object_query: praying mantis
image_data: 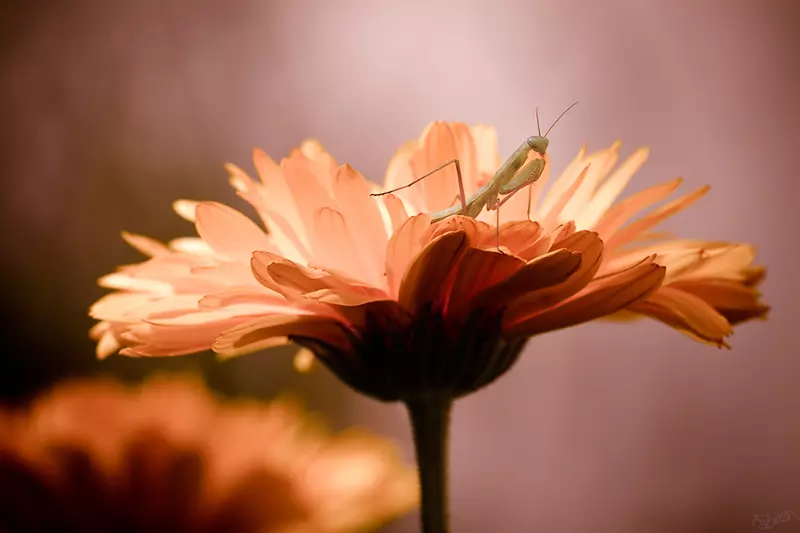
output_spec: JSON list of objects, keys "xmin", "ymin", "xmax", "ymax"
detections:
[{"xmin": 371, "ymin": 102, "xmax": 579, "ymax": 247}]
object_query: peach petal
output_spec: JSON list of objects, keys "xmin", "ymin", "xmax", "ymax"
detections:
[
  {"xmin": 168, "ymin": 237, "xmax": 216, "ymax": 256},
  {"xmin": 469, "ymin": 125, "xmax": 502, "ymax": 175},
  {"xmin": 385, "ymin": 214, "xmax": 433, "ymax": 298},
  {"xmin": 122, "ymin": 311, "xmax": 264, "ymax": 356},
  {"xmin": 303, "ymin": 287, "xmax": 391, "ymax": 306},
  {"xmin": 604, "ymin": 185, "xmax": 711, "ymax": 250},
  {"xmin": 668, "ymin": 280, "xmax": 770, "ymax": 324},
  {"xmin": 578, "ymin": 147, "xmax": 649, "ymax": 229},
  {"xmin": 505, "ymin": 256, "xmax": 665, "ymax": 337},
  {"xmin": 627, "ymin": 286, "xmax": 733, "ymax": 346},
  {"xmin": 539, "ymin": 164, "xmax": 591, "ymax": 232},
  {"xmin": 427, "ymin": 215, "xmax": 490, "ymax": 244},
  {"xmin": 397, "ymin": 231, "xmax": 469, "ymax": 313},
  {"xmin": 409, "ymin": 122, "xmax": 466, "ymax": 212},
  {"xmin": 256, "ymin": 257, "xmax": 351, "ymax": 298},
  {"xmin": 97, "ymin": 273, "xmax": 174, "ymax": 294},
  {"xmin": 213, "ymin": 314, "xmax": 349, "ymax": 358},
  {"xmin": 380, "ymin": 194, "xmax": 410, "ymax": 235},
  {"xmin": 332, "ymin": 165, "xmax": 389, "ymax": 282},
  {"xmin": 678, "ymin": 244, "xmax": 756, "ymax": 281},
  {"xmin": 281, "ymin": 157, "xmax": 337, "ymax": 236},
  {"xmin": 469, "ymin": 249, "xmax": 583, "ymax": 312},
  {"xmin": 121, "ymin": 232, "xmax": 169, "ymax": 258},
  {"xmin": 199, "ymin": 289, "xmax": 295, "ymax": 310},
  {"xmin": 473, "ymin": 220, "xmax": 543, "ymax": 254},
  {"xmin": 172, "ymin": 199, "xmax": 200, "ymax": 222},
  {"xmin": 96, "ymin": 330, "xmax": 122, "ymax": 360},
  {"xmin": 536, "ymin": 144, "xmax": 587, "ymax": 217},
  {"xmin": 308, "ymin": 207, "xmax": 379, "ymax": 285},
  {"xmin": 384, "ymin": 140, "xmax": 423, "ymax": 209},
  {"xmin": 445, "ymin": 248, "xmax": 525, "ymax": 314},
  {"xmin": 505, "ymin": 231, "xmax": 604, "ymax": 318},
  {"xmin": 560, "ymin": 142, "xmax": 621, "ymax": 222},
  {"xmin": 195, "ymin": 202, "xmax": 275, "ymax": 263},
  {"xmin": 592, "ymin": 178, "xmax": 683, "ymax": 242}
]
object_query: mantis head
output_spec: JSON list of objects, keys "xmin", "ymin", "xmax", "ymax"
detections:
[
  {"xmin": 526, "ymin": 136, "xmax": 549, "ymax": 156},
  {"xmin": 529, "ymin": 101, "xmax": 579, "ymax": 157}
]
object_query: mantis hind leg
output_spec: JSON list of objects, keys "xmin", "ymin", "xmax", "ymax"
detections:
[{"xmin": 370, "ymin": 159, "xmax": 468, "ymax": 216}]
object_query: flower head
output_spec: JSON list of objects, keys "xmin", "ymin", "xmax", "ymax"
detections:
[
  {"xmin": 90, "ymin": 123, "xmax": 767, "ymax": 401},
  {"xmin": 0, "ymin": 376, "xmax": 417, "ymax": 533}
]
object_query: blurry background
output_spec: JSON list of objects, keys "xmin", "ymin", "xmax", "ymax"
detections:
[{"xmin": 1, "ymin": 1, "xmax": 798, "ymax": 531}]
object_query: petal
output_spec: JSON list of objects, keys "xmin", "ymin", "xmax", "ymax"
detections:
[
  {"xmin": 469, "ymin": 124, "xmax": 502, "ymax": 175},
  {"xmin": 385, "ymin": 214, "xmax": 433, "ymax": 298},
  {"xmin": 409, "ymin": 122, "xmax": 470, "ymax": 212},
  {"xmin": 332, "ymin": 164, "xmax": 390, "ymax": 283},
  {"xmin": 559, "ymin": 141, "xmax": 621, "ymax": 222},
  {"xmin": 627, "ymin": 285, "xmax": 733, "ymax": 347},
  {"xmin": 668, "ymin": 279, "xmax": 770, "ymax": 324},
  {"xmin": 194, "ymin": 202, "xmax": 275, "ymax": 263},
  {"xmin": 383, "ymin": 140, "xmax": 423, "ymax": 209},
  {"xmin": 539, "ymin": 164, "xmax": 591, "ymax": 232},
  {"xmin": 213, "ymin": 314, "xmax": 349, "ymax": 358},
  {"xmin": 504, "ymin": 231, "xmax": 605, "ymax": 320},
  {"xmin": 678, "ymin": 244, "xmax": 756, "ymax": 281},
  {"xmin": 308, "ymin": 207, "xmax": 379, "ymax": 284},
  {"xmin": 397, "ymin": 231, "xmax": 469, "ymax": 313},
  {"xmin": 604, "ymin": 185, "xmax": 711, "ymax": 250},
  {"xmin": 199, "ymin": 289, "xmax": 294, "ymax": 310},
  {"xmin": 591, "ymin": 177, "xmax": 677, "ymax": 241},
  {"xmin": 577, "ymin": 147, "xmax": 649, "ymax": 229},
  {"xmin": 535, "ymin": 144, "xmax": 587, "ymax": 217},
  {"xmin": 121, "ymin": 232, "xmax": 169, "ymax": 257},
  {"xmin": 427, "ymin": 215, "xmax": 489, "ymax": 244},
  {"xmin": 168, "ymin": 237, "xmax": 216, "ymax": 256},
  {"xmin": 97, "ymin": 273, "xmax": 173, "ymax": 294},
  {"xmin": 280, "ymin": 157, "xmax": 337, "ymax": 238},
  {"xmin": 380, "ymin": 194, "xmax": 410, "ymax": 235},
  {"xmin": 122, "ymin": 309, "xmax": 266, "ymax": 356},
  {"xmin": 302, "ymin": 287, "xmax": 391, "ymax": 306},
  {"xmin": 252, "ymin": 252, "xmax": 361, "ymax": 301},
  {"xmin": 445, "ymin": 248, "xmax": 525, "ymax": 315},
  {"xmin": 173, "ymin": 199, "xmax": 200, "ymax": 222},
  {"xmin": 505, "ymin": 255, "xmax": 665, "ymax": 337},
  {"xmin": 473, "ymin": 220, "xmax": 543, "ymax": 254},
  {"xmin": 469, "ymin": 249, "xmax": 583, "ymax": 312}
]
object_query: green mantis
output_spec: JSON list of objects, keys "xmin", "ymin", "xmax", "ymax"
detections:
[{"xmin": 372, "ymin": 102, "xmax": 578, "ymax": 245}]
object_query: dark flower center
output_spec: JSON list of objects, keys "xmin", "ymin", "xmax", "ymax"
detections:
[{"xmin": 292, "ymin": 302, "xmax": 526, "ymax": 402}]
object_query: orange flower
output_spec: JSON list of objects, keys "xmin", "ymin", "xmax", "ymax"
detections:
[
  {"xmin": 90, "ymin": 123, "xmax": 767, "ymax": 400},
  {"xmin": 0, "ymin": 376, "xmax": 417, "ymax": 533},
  {"xmin": 386, "ymin": 123, "xmax": 769, "ymax": 347}
]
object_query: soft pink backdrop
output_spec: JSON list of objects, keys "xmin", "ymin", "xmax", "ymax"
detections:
[{"xmin": 1, "ymin": 1, "xmax": 798, "ymax": 532}]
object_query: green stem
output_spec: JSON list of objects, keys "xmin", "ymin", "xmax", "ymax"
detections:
[{"xmin": 405, "ymin": 396, "xmax": 453, "ymax": 533}]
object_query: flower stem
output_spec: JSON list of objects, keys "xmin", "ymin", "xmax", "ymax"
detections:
[{"xmin": 405, "ymin": 396, "xmax": 453, "ymax": 533}]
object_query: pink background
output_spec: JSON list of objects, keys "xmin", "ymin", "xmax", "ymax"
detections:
[{"xmin": 1, "ymin": 1, "xmax": 798, "ymax": 531}]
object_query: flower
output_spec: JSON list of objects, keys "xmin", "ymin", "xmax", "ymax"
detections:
[
  {"xmin": 90, "ymin": 123, "xmax": 767, "ymax": 400},
  {"xmin": 383, "ymin": 123, "xmax": 769, "ymax": 347},
  {"xmin": 0, "ymin": 375, "xmax": 418, "ymax": 533}
]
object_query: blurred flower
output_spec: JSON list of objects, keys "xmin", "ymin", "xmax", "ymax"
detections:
[{"xmin": 0, "ymin": 376, "xmax": 417, "ymax": 533}]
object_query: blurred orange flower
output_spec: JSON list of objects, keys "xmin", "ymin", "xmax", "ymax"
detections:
[
  {"xmin": 0, "ymin": 376, "xmax": 418, "ymax": 533},
  {"xmin": 89, "ymin": 122, "xmax": 767, "ymax": 400}
]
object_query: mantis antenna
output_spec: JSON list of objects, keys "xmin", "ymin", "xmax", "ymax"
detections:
[
  {"xmin": 535, "ymin": 107, "xmax": 541, "ymax": 136},
  {"xmin": 544, "ymin": 101, "xmax": 579, "ymax": 137}
]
